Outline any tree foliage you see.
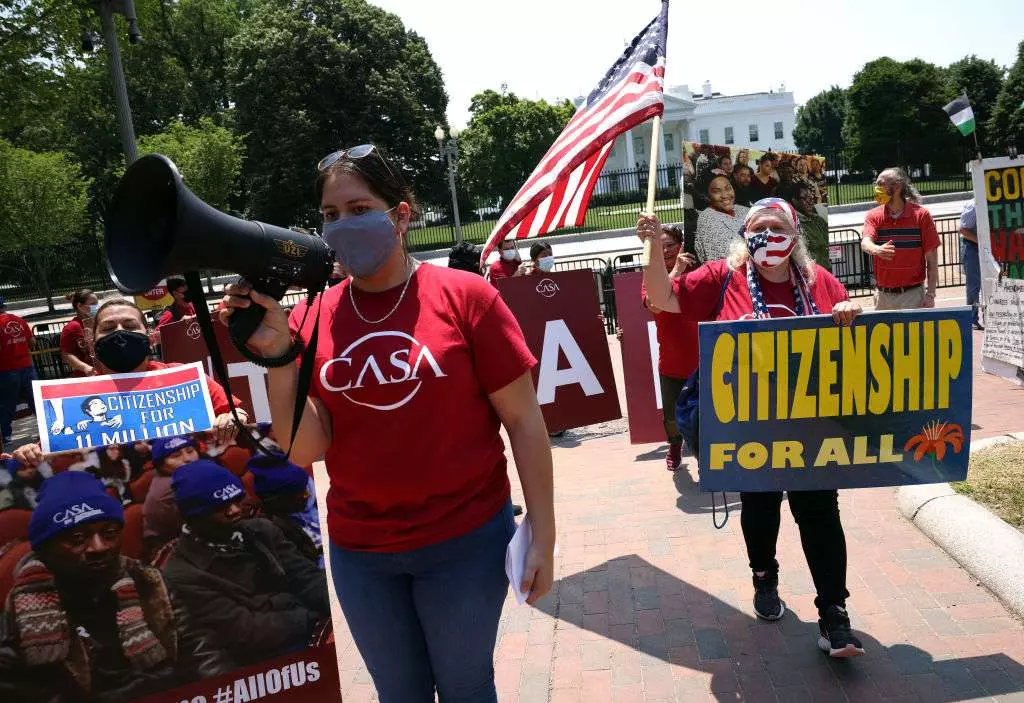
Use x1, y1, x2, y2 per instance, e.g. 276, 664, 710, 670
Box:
945, 55, 1005, 150
228, 0, 448, 226
137, 118, 245, 209
457, 89, 575, 206
843, 58, 960, 172
987, 40, 1024, 153
793, 86, 847, 157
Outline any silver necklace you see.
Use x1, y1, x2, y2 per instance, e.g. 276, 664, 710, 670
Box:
349, 260, 417, 324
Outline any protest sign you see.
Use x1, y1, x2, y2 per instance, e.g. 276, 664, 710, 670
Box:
161, 318, 271, 422
496, 270, 621, 432
135, 279, 173, 311
612, 272, 667, 444
697, 308, 973, 492
32, 362, 216, 454
970, 157, 1024, 385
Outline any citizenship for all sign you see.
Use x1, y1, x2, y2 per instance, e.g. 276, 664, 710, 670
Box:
612, 271, 665, 444
698, 309, 973, 492
32, 362, 216, 454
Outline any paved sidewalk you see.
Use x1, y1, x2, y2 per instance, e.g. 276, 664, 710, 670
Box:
333, 310, 1024, 703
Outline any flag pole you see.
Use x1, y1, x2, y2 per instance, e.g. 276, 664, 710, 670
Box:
641, 114, 662, 266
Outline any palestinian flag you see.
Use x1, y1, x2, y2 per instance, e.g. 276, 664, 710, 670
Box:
943, 95, 976, 136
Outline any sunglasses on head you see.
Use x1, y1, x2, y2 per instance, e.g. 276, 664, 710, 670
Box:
317, 144, 377, 172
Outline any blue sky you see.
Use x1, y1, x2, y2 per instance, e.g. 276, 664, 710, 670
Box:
369, 0, 1022, 128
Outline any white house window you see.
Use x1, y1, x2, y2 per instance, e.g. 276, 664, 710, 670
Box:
698, 128, 709, 144
774, 121, 784, 139
664, 133, 674, 152
749, 124, 759, 142
724, 126, 734, 145
633, 136, 645, 158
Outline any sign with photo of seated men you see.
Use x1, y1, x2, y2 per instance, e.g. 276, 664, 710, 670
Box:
32, 363, 217, 454
0, 426, 339, 703
697, 308, 973, 492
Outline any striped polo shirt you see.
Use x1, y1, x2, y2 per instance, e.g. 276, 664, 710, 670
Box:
863, 201, 940, 289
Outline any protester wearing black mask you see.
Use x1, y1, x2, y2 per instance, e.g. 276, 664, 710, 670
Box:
12, 300, 242, 469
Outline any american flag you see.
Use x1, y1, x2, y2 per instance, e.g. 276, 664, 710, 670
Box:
479, 2, 669, 266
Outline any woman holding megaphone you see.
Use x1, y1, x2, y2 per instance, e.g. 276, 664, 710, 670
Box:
220, 144, 556, 703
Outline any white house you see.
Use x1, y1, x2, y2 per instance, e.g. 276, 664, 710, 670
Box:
601, 81, 798, 176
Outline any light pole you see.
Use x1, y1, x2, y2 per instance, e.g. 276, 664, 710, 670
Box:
84, 0, 142, 164
434, 125, 464, 242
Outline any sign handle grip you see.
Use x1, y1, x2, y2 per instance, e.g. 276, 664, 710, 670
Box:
641, 114, 662, 267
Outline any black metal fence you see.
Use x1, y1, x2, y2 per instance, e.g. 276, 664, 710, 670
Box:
0, 238, 111, 306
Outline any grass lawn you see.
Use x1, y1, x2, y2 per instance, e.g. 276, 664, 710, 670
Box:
952, 440, 1024, 529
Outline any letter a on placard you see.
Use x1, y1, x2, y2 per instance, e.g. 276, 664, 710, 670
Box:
536, 319, 604, 405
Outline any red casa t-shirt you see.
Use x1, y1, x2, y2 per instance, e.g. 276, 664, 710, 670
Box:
672, 259, 850, 321
59, 317, 94, 376
157, 302, 196, 328
310, 264, 536, 552
0, 312, 32, 371
486, 258, 519, 284
287, 295, 321, 345
145, 360, 236, 415
863, 201, 940, 289
641, 281, 699, 379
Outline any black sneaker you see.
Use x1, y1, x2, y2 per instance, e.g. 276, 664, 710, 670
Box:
817, 605, 865, 658
513, 504, 524, 517
752, 573, 785, 621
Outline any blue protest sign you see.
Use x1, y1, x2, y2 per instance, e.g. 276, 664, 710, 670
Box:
697, 308, 973, 492
32, 362, 216, 454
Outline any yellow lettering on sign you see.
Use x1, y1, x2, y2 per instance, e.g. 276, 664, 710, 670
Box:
868, 323, 892, 415
841, 325, 867, 416
818, 326, 840, 417
711, 333, 736, 423
937, 320, 962, 409
750, 332, 775, 421
892, 322, 920, 412
851, 436, 877, 464
737, 442, 768, 470
1004, 167, 1021, 201
776, 330, 789, 421
922, 320, 935, 410
986, 170, 1003, 202
709, 443, 735, 470
814, 438, 850, 467
772, 441, 805, 469
879, 434, 903, 463
790, 329, 817, 419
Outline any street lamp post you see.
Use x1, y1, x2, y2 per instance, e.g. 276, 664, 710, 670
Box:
89, 0, 142, 164
434, 125, 464, 243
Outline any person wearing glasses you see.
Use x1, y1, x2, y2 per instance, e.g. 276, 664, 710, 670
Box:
219, 144, 556, 702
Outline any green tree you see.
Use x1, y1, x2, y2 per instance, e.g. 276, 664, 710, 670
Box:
945, 55, 1005, 150
228, 0, 448, 226
987, 40, 1024, 153
457, 89, 575, 206
793, 86, 847, 157
137, 118, 245, 209
843, 57, 960, 172
0, 140, 92, 310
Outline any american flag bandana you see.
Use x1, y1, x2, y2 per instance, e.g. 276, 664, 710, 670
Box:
740, 198, 819, 320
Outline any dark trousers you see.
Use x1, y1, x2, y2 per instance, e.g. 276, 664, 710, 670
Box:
0, 365, 36, 442
659, 374, 686, 445
740, 490, 849, 613
961, 239, 981, 325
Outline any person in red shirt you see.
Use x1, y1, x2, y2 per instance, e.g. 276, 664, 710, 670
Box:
156, 277, 196, 328
221, 144, 555, 702
485, 238, 521, 284
639, 197, 867, 659
0, 296, 36, 450
59, 289, 98, 377
14, 299, 242, 467
861, 167, 940, 310
640, 226, 699, 471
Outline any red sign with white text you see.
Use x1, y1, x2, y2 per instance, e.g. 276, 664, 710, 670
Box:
612, 272, 666, 444
159, 318, 270, 423
496, 270, 621, 432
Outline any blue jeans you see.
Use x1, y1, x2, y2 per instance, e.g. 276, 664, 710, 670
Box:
0, 365, 36, 442
961, 239, 981, 325
330, 501, 515, 703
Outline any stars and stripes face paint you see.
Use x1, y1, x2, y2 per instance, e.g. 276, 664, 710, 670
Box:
740, 198, 800, 269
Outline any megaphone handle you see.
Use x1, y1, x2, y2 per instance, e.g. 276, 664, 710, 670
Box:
228, 277, 289, 349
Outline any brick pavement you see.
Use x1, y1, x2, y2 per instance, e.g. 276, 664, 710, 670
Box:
333, 291, 1024, 703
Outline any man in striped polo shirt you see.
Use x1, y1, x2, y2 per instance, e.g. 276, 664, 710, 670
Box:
861, 168, 940, 310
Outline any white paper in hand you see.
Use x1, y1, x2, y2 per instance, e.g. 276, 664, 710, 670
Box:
505, 515, 533, 605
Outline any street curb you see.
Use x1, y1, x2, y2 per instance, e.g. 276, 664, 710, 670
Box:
896, 434, 1024, 618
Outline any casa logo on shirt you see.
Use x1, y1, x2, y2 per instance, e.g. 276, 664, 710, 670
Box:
536, 279, 560, 298
213, 484, 243, 501
3, 320, 23, 336
53, 503, 104, 526
319, 330, 447, 411
186, 321, 202, 340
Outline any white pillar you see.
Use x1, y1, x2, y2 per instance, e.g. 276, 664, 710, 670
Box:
657, 130, 668, 166
625, 128, 635, 167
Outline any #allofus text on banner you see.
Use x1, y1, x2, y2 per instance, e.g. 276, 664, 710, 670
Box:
496, 270, 621, 432
698, 309, 973, 492
612, 272, 666, 444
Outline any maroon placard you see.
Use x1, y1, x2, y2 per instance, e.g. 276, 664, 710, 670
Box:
159, 319, 270, 422
496, 270, 621, 432
612, 272, 666, 444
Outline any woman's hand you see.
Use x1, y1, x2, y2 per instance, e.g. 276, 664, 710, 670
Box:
212, 411, 244, 445
832, 300, 861, 326
671, 252, 697, 277
520, 537, 555, 605
636, 214, 664, 246
219, 282, 292, 357
13, 443, 44, 468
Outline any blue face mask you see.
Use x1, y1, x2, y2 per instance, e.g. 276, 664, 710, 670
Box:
321, 209, 400, 279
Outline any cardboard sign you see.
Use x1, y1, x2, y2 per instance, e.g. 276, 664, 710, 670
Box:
496, 270, 621, 432
32, 362, 216, 453
698, 309, 973, 492
612, 272, 666, 444
160, 318, 271, 422
135, 279, 173, 311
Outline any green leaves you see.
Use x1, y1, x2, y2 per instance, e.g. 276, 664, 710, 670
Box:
793, 86, 847, 157
987, 40, 1024, 153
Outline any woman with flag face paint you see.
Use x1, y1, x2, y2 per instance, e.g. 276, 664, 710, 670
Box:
220, 144, 555, 703
638, 198, 867, 659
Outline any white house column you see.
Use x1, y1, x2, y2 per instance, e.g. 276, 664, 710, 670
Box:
657, 130, 668, 165
625, 128, 635, 167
